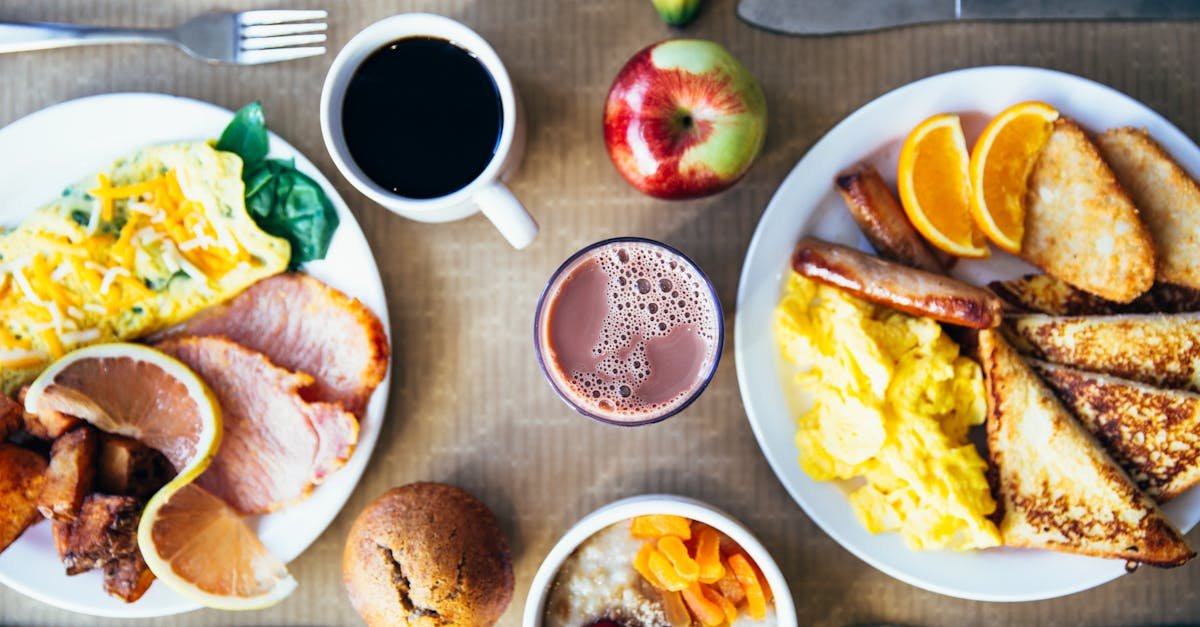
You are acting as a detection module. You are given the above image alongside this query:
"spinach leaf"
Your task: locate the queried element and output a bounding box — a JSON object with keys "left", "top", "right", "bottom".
{"left": 216, "top": 102, "right": 269, "bottom": 170}
{"left": 245, "top": 159, "right": 339, "bottom": 270}
{"left": 218, "top": 103, "right": 340, "bottom": 269}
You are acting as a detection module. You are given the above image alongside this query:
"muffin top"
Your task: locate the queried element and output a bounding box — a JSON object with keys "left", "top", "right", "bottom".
{"left": 343, "top": 482, "right": 514, "bottom": 626}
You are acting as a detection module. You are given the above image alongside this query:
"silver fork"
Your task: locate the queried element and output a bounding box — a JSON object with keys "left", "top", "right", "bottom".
{"left": 0, "top": 10, "right": 327, "bottom": 65}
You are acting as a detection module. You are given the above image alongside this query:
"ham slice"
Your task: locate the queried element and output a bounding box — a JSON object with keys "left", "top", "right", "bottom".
{"left": 156, "top": 336, "right": 359, "bottom": 514}
{"left": 160, "top": 274, "right": 388, "bottom": 417}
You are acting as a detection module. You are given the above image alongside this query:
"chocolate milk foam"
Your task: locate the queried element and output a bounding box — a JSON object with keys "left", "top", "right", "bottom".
{"left": 539, "top": 241, "right": 719, "bottom": 421}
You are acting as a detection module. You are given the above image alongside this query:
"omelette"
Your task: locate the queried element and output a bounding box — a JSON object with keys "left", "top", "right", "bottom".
{"left": 775, "top": 274, "right": 1000, "bottom": 551}
{"left": 0, "top": 142, "right": 290, "bottom": 394}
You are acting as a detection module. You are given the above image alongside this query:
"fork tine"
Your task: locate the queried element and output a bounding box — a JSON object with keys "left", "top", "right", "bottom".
{"left": 243, "top": 34, "right": 327, "bottom": 50}
{"left": 239, "top": 10, "right": 327, "bottom": 26}
{"left": 239, "top": 46, "right": 326, "bottom": 65}
{"left": 242, "top": 22, "right": 327, "bottom": 38}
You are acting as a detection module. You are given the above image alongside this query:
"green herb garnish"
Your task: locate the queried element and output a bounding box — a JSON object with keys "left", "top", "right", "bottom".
{"left": 217, "top": 102, "right": 339, "bottom": 270}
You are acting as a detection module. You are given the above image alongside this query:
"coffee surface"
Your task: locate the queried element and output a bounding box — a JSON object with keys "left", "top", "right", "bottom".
{"left": 540, "top": 241, "right": 719, "bottom": 422}
{"left": 342, "top": 37, "right": 503, "bottom": 199}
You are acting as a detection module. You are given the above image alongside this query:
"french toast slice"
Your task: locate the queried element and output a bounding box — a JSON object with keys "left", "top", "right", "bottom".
{"left": 979, "top": 330, "right": 1193, "bottom": 566}
{"left": 1031, "top": 360, "right": 1200, "bottom": 501}
{"left": 1022, "top": 118, "right": 1156, "bottom": 303}
{"left": 1097, "top": 128, "right": 1200, "bottom": 290}
{"left": 1008, "top": 312, "right": 1200, "bottom": 392}
{"left": 990, "top": 274, "right": 1200, "bottom": 316}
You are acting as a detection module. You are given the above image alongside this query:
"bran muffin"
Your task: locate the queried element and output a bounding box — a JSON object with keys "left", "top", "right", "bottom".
{"left": 343, "top": 482, "right": 514, "bottom": 626}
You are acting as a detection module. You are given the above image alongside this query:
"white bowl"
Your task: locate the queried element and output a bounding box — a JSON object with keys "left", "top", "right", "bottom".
{"left": 524, "top": 495, "right": 797, "bottom": 626}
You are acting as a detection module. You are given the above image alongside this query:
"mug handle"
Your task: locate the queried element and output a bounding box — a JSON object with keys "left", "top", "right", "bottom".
{"left": 475, "top": 182, "right": 538, "bottom": 249}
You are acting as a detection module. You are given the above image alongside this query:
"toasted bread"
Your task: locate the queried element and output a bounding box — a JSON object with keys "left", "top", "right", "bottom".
{"left": 990, "top": 274, "right": 1200, "bottom": 316}
{"left": 1022, "top": 118, "right": 1156, "bottom": 303}
{"left": 1009, "top": 312, "right": 1200, "bottom": 391}
{"left": 1031, "top": 360, "right": 1200, "bottom": 501}
{"left": 1097, "top": 128, "right": 1200, "bottom": 290}
{"left": 979, "top": 330, "right": 1193, "bottom": 566}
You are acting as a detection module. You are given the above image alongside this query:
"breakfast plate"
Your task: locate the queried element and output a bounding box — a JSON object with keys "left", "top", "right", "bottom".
{"left": 0, "top": 93, "right": 391, "bottom": 617}
{"left": 734, "top": 66, "right": 1200, "bottom": 602}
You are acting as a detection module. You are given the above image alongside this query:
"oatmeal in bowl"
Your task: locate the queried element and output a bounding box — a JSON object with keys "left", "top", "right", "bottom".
{"left": 526, "top": 496, "right": 796, "bottom": 626}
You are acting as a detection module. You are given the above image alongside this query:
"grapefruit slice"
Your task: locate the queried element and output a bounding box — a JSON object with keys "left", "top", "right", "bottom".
{"left": 25, "top": 343, "right": 296, "bottom": 609}
{"left": 141, "top": 482, "right": 297, "bottom": 609}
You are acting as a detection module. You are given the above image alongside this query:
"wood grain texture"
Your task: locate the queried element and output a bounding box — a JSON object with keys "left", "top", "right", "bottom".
{"left": 1, "top": 0, "right": 1199, "bottom": 624}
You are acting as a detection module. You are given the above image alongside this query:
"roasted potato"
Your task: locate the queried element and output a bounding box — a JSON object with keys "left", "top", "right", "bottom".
{"left": 52, "top": 520, "right": 71, "bottom": 561}
{"left": 0, "top": 443, "right": 48, "bottom": 553}
{"left": 103, "top": 551, "right": 155, "bottom": 603}
{"left": 38, "top": 426, "right": 98, "bottom": 522}
{"left": 0, "top": 393, "right": 21, "bottom": 441}
{"left": 16, "top": 385, "right": 80, "bottom": 440}
{"left": 96, "top": 433, "right": 172, "bottom": 498}
{"left": 63, "top": 494, "right": 141, "bottom": 576}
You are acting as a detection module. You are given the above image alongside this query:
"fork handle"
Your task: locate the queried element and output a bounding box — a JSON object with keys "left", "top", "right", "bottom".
{"left": 0, "top": 21, "right": 173, "bottom": 54}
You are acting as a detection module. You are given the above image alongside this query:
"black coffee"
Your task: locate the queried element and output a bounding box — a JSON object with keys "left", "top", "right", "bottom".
{"left": 342, "top": 37, "right": 503, "bottom": 199}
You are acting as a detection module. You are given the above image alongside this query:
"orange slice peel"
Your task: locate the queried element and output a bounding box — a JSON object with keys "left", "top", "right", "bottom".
{"left": 969, "top": 101, "right": 1059, "bottom": 254}
{"left": 898, "top": 113, "right": 989, "bottom": 258}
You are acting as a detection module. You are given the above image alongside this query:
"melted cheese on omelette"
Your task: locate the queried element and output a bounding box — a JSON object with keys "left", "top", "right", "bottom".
{"left": 0, "top": 142, "right": 290, "bottom": 393}
{"left": 775, "top": 274, "right": 1000, "bottom": 551}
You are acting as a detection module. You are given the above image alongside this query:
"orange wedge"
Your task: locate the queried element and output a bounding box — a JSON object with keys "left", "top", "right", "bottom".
{"left": 969, "top": 101, "right": 1059, "bottom": 254}
{"left": 897, "top": 114, "right": 988, "bottom": 258}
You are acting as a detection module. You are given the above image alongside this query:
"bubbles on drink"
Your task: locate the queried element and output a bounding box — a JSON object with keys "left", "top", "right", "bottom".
{"left": 542, "top": 241, "right": 719, "bottom": 420}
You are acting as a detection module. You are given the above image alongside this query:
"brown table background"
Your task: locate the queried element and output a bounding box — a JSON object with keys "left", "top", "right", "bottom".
{"left": 2, "top": 1, "right": 1200, "bottom": 625}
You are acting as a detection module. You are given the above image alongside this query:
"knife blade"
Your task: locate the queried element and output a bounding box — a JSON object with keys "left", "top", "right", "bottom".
{"left": 738, "top": 0, "right": 1200, "bottom": 36}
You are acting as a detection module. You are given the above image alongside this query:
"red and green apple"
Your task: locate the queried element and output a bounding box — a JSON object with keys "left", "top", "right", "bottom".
{"left": 603, "top": 39, "right": 767, "bottom": 200}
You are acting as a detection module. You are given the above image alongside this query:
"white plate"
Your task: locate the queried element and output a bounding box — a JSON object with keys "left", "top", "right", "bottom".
{"left": 734, "top": 66, "right": 1200, "bottom": 602}
{"left": 0, "top": 93, "right": 391, "bottom": 617}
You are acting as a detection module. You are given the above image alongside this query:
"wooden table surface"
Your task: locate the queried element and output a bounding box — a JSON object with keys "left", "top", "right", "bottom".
{"left": 2, "top": 1, "right": 1200, "bottom": 625}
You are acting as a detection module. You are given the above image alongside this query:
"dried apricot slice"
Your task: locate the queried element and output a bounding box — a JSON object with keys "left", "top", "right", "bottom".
{"left": 695, "top": 527, "right": 725, "bottom": 583}
{"left": 658, "top": 535, "right": 700, "bottom": 582}
{"left": 704, "top": 584, "right": 739, "bottom": 623}
{"left": 659, "top": 590, "right": 692, "bottom": 627}
{"left": 631, "top": 514, "right": 692, "bottom": 540}
{"left": 648, "top": 549, "right": 690, "bottom": 591}
{"left": 729, "top": 553, "right": 767, "bottom": 620}
{"left": 634, "top": 542, "right": 665, "bottom": 589}
{"left": 681, "top": 581, "right": 726, "bottom": 626}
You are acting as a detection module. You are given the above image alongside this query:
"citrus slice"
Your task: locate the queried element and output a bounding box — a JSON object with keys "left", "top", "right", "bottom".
{"left": 141, "top": 482, "right": 297, "bottom": 609}
{"left": 968, "top": 101, "right": 1059, "bottom": 254}
{"left": 24, "top": 343, "right": 222, "bottom": 480}
{"left": 897, "top": 113, "right": 989, "bottom": 258}
{"left": 24, "top": 343, "right": 296, "bottom": 609}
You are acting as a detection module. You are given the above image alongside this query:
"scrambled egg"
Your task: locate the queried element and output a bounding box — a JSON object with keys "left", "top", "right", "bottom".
{"left": 775, "top": 274, "right": 1000, "bottom": 551}
{"left": 0, "top": 142, "right": 290, "bottom": 394}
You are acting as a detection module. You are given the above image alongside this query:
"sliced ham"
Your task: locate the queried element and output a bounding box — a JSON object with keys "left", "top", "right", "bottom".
{"left": 158, "top": 273, "right": 388, "bottom": 417}
{"left": 155, "top": 336, "right": 359, "bottom": 514}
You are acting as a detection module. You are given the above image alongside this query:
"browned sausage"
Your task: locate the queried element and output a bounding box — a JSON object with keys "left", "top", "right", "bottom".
{"left": 792, "top": 238, "right": 1003, "bottom": 328}
{"left": 835, "top": 164, "right": 951, "bottom": 273}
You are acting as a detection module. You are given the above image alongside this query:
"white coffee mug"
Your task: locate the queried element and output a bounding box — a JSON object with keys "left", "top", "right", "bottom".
{"left": 320, "top": 13, "right": 537, "bottom": 249}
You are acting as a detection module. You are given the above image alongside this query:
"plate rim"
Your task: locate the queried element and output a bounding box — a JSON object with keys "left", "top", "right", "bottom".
{"left": 0, "top": 92, "right": 392, "bottom": 618}
{"left": 733, "top": 65, "right": 1200, "bottom": 602}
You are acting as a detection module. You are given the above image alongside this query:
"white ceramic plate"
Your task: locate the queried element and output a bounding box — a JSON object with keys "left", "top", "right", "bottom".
{"left": 734, "top": 66, "right": 1200, "bottom": 602}
{"left": 523, "top": 495, "right": 798, "bottom": 626}
{"left": 0, "top": 93, "right": 391, "bottom": 617}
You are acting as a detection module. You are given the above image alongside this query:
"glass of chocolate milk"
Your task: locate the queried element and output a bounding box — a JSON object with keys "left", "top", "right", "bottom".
{"left": 534, "top": 237, "right": 723, "bottom": 426}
